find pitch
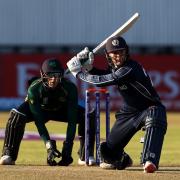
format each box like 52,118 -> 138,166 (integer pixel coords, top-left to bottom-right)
0,112 -> 180,179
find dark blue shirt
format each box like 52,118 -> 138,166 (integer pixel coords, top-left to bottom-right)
77,59 -> 162,110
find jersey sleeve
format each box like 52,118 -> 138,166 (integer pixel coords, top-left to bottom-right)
27,86 -> 50,143
77,66 -> 133,86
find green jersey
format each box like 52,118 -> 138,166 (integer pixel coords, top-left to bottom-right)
27,78 -> 78,143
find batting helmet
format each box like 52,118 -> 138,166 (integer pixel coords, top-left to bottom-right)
105,36 -> 128,53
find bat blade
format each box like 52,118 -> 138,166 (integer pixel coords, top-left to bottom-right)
93,12 -> 140,54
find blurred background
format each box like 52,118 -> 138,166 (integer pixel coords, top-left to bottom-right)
0,0 -> 179,112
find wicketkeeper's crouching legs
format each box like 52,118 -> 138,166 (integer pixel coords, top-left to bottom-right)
0,109 -> 26,165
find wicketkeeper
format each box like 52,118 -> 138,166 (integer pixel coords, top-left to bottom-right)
66,36 -> 167,173
0,58 -> 96,166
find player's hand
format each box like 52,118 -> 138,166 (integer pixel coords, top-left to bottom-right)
46,140 -> 61,166
77,47 -> 90,60
58,141 -> 73,166
66,56 -> 82,77
77,47 -> 94,71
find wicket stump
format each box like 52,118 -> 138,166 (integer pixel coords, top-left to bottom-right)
85,88 -> 110,165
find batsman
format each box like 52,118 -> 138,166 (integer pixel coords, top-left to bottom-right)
66,36 -> 167,173
0,58 -> 96,166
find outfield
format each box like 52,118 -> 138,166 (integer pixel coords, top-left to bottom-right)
0,112 -> 180,180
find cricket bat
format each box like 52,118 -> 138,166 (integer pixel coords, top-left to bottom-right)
65,12 -> 140,74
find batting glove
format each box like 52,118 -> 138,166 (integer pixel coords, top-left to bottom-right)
77,47 -> 94,72
66,56 -> 82,77
46,140 -> 61,166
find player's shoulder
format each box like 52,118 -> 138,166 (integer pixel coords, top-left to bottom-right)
116,59 -> 137,72
127,59 -> 139,66
28,76 -> 40,86
28,78 -> 42,92
127,59 -> 144,70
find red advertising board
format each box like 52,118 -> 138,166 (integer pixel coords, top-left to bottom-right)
0,53 -> 179,111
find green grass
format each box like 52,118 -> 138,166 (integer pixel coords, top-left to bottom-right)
0,112 -> 179,166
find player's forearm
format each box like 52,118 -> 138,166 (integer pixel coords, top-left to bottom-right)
77,72 -> 115,86
29,104 -> 50,143
66,108 -> 77,142
66,122 -> 76,142
35,120 -> 50,143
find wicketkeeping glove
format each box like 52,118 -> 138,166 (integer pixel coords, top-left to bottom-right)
58,141 -> 73,166
46,140 -> 61,166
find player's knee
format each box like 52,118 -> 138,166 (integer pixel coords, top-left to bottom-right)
8,108 -> 26,127
145,106 -> 167,133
